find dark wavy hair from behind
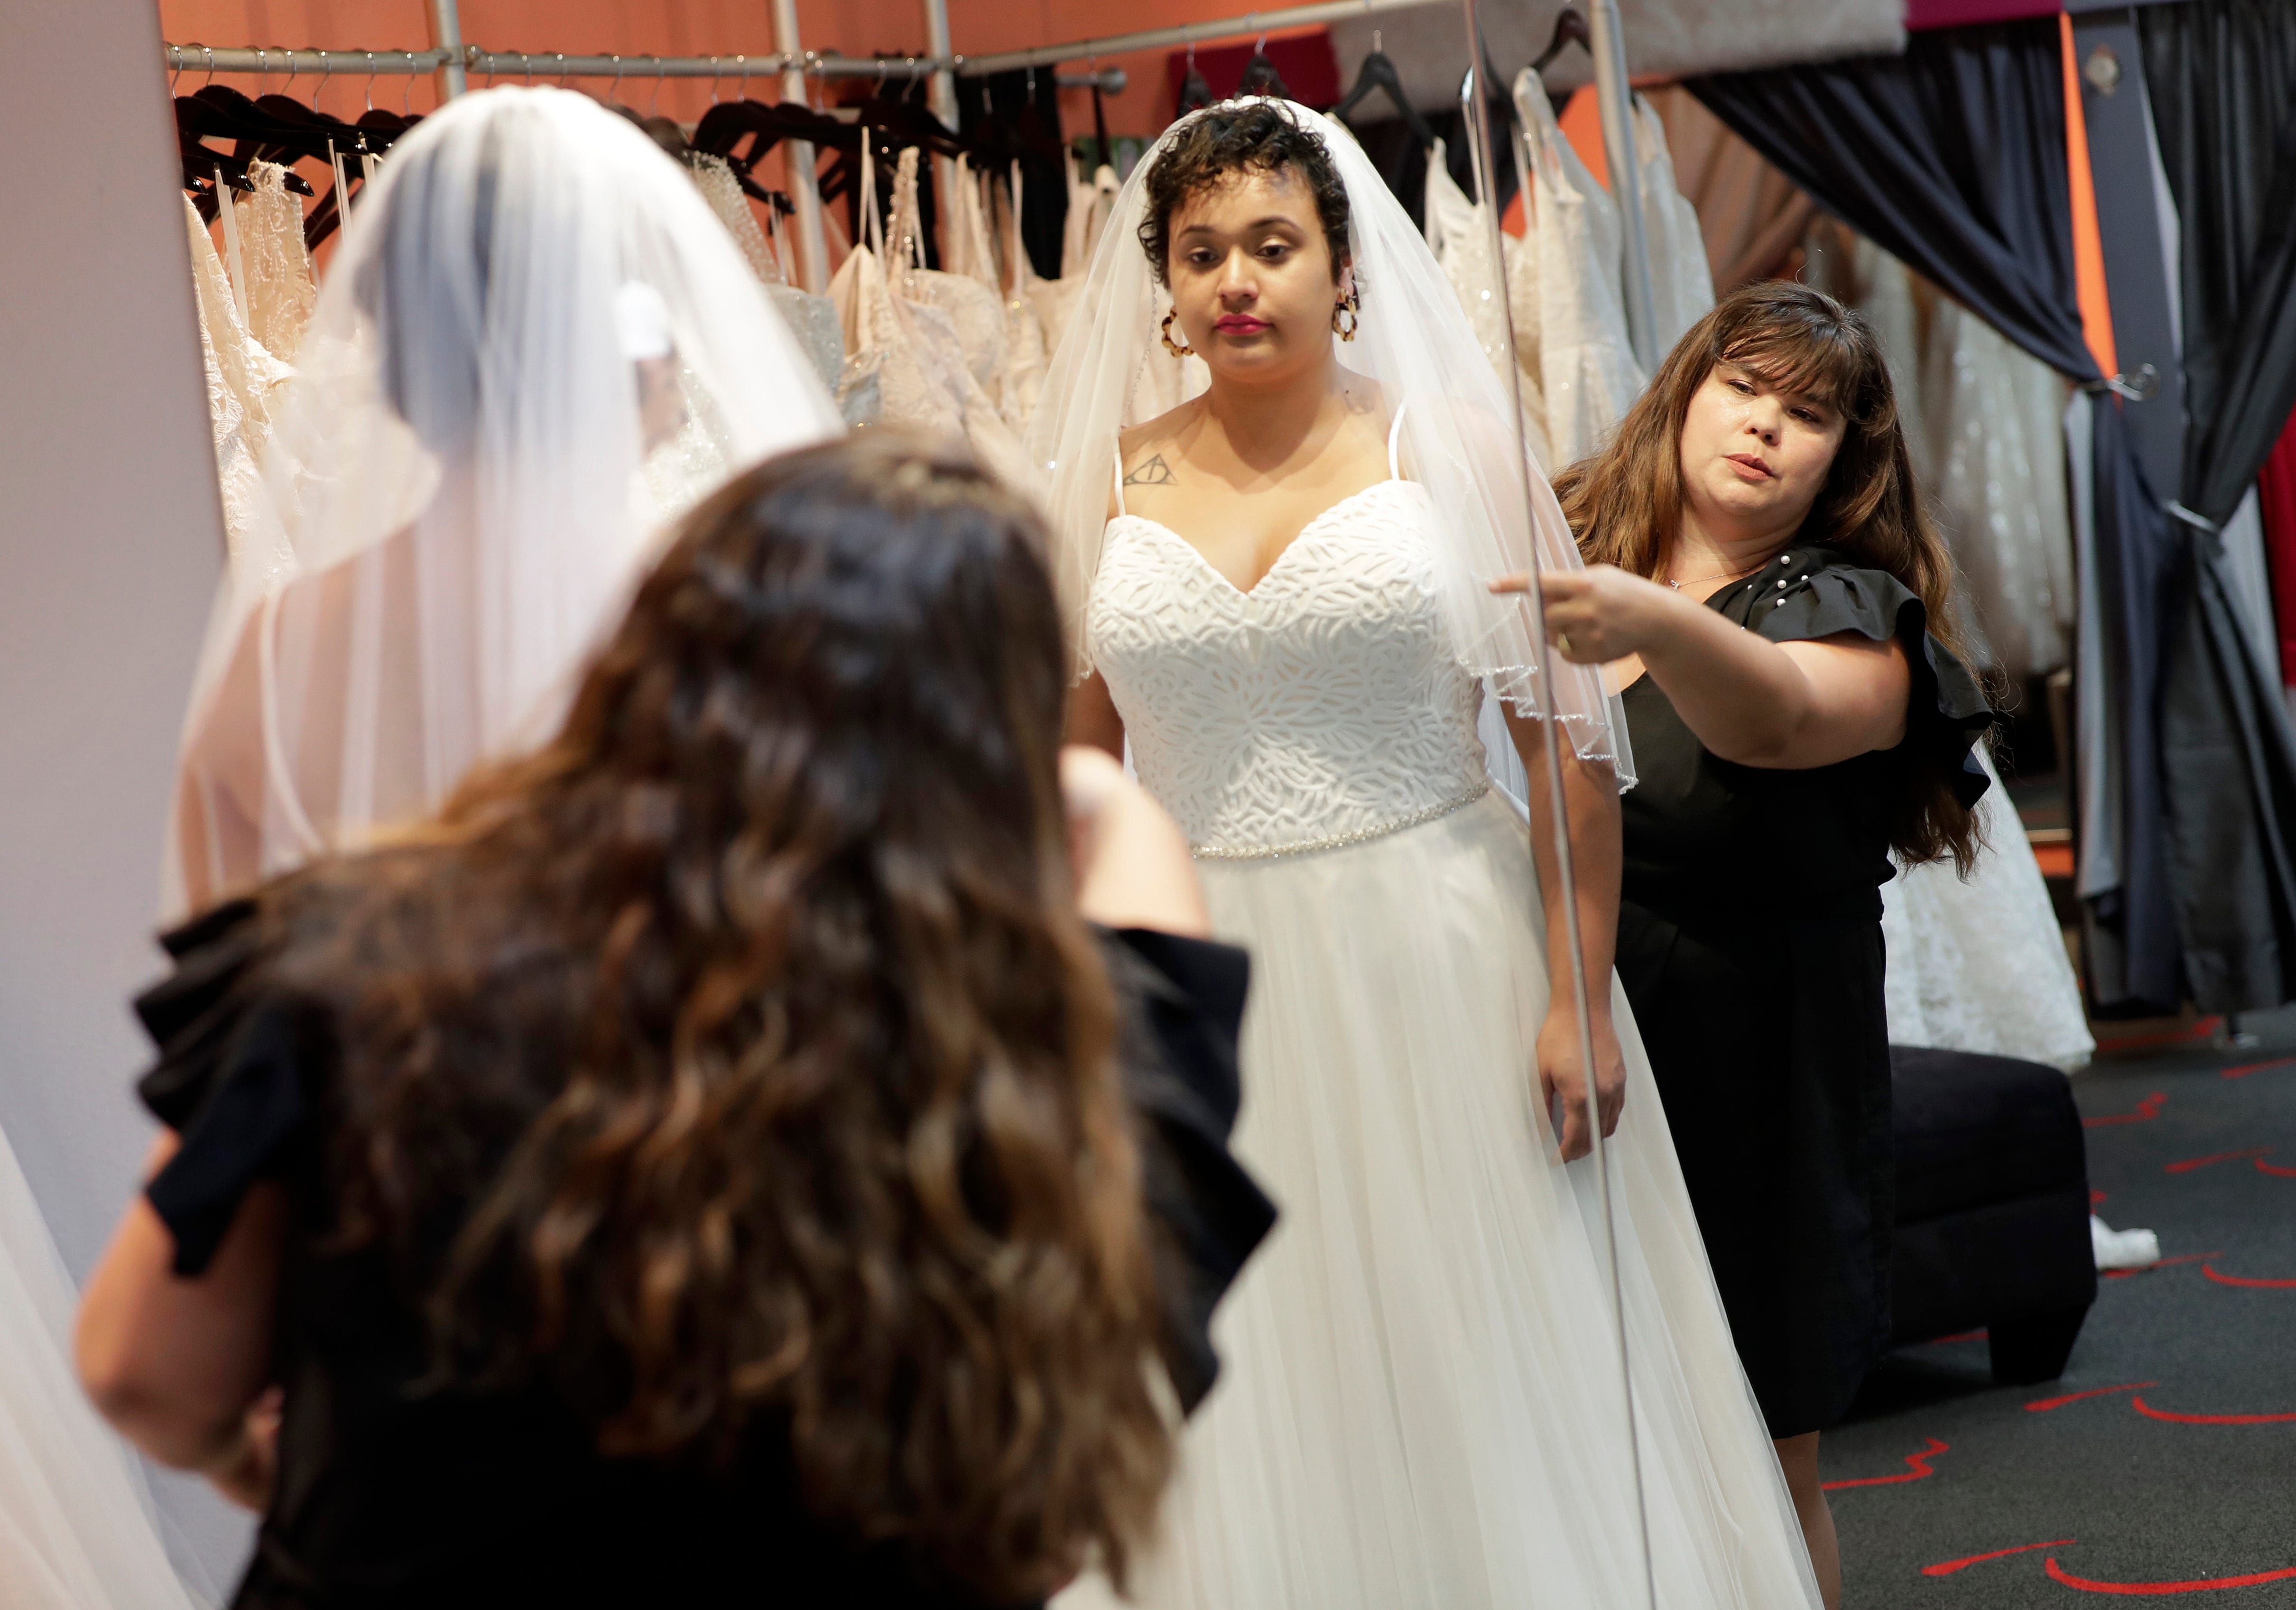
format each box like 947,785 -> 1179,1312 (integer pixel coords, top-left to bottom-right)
256,435 -> 1173,1600
1138,100 -> 1352,286
1553,279 -> 1985,873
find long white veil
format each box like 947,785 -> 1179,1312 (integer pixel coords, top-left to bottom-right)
166,86 -> 843,916
1026,97 -> 1632,789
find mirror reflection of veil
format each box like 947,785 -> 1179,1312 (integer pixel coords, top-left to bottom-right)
166,86 -> 842,916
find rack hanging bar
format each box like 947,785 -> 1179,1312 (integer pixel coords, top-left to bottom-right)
956,0 -> 1430,75
163,43 -> 1125,91
162,41 -> 1129,89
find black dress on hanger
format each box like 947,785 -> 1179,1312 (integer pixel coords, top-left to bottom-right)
1612,545 -> 1993,1438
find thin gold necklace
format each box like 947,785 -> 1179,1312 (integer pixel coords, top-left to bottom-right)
1666,562 -> 1763,591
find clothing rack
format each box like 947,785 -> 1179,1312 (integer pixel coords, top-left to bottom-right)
167,0 -> 1652,327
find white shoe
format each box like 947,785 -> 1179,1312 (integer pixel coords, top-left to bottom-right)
2091,1214 -> 2161,1271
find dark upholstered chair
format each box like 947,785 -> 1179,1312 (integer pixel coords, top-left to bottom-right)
1887,1046 -> 2098,1384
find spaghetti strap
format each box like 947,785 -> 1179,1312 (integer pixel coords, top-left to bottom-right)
1111,445 -> 1128,518
1386,399 -> 1409,481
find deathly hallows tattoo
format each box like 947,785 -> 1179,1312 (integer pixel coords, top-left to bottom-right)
1123,454 -> 1177,488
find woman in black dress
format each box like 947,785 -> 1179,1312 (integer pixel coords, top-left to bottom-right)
1501,280 -> 1990,1609
74,436 -> 1274,1610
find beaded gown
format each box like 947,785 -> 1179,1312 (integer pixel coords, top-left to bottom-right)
1056,416 -> 1822,1610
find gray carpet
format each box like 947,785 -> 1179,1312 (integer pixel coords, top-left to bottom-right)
1824,1007 -> 2296,1606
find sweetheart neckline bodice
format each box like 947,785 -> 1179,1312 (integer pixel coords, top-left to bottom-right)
1087,480 -> 1489,858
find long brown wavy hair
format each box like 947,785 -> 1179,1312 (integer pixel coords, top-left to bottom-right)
259,435 -> 1172,1599
1553,279 -> 1982,871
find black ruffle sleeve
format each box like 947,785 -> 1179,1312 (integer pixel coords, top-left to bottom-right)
1099,926 -> 1277,1416
1731,546 -> 1996,809
132,898 -> 331,1277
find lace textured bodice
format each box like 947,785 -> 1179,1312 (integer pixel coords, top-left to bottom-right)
1087,476 -> 1490,859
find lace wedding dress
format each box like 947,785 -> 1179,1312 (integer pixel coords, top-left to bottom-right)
1061,416 -> 1821,1610
184,195 -> 291,559
1513,74 -> 1646,470
1882,744 -> 2093,1070
1424,139 -> 1552,472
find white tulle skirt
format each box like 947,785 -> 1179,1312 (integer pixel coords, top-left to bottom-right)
0,1127 -> 195,1610
1062,791 -> 1820,1610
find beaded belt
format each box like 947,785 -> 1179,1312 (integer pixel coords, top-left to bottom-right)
1193,780 -> 1491,862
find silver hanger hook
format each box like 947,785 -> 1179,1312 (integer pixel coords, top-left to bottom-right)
609,55 -> 623,101
363,51 -> 378,111
556,53 -> 569,88
403,58 -> 415,114
522,52 -> 534,88
203,45 -> 217,88
169,46 -> 185,94
315,49 -> 332,107
734,54 -> 749,100
280,48 -> 296,93
648,56 -> 664,116
481,50 -> 496,90
254,47 -> 268,84
708,56 -> 723,103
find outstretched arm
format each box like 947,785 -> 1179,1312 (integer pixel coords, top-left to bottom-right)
1496,568 -> 1909,769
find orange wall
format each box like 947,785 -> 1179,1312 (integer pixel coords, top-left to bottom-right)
158,0 -> 1283,137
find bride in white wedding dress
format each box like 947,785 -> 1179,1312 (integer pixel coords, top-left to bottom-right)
1036,100 -> 1819,1610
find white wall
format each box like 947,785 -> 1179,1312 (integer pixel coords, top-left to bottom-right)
0,0 -> 252,1594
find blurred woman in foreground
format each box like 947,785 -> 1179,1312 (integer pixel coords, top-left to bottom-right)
80,436 -> 1272,1610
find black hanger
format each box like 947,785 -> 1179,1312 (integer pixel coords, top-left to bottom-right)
1239,34 -> 1289,98
1088,67 -> 1113,167
1178,39 -> 1215,114
1530,7 -> 1592,76
1333,30 -> 1436,148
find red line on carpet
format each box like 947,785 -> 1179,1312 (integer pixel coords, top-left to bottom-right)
2222,1055 -> 2296,1081
2094,1016 -> 2224,1054
1922,1538 -> 2075,1576
2087,1092 -> 2169,1127
2026,1381 -> 2156,1412
2131,1393 -> 2296,1425
1821,1436 -> 1948,1490
2045,1555 -> 2296,1593
2092,1187 -> 2109,1205
2202,1262 -> 2296,1289
2166,1147 -> 2272,1174
2256,1157 -> 2296,1178
2104,1252 -> 2225,1281
1930,1329 -> 1987,1343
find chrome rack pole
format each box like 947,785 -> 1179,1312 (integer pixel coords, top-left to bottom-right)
1458,2 -> 1657,1603
1587,0 -> 1656,370
922,0 -> 963,268
427,0 -> 467,99
773,0 -> 832,295
958,0 -> 1429,75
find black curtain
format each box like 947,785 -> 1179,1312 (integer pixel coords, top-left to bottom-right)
2141,0 -> 2296,527
2139,0 -> 2296,1011
956,68 -> 1067,282
1688,22 -> 2186,1010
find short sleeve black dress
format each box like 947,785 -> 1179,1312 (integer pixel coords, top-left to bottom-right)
133,904 -> 1275,1610
1614,545 -> 1992,1439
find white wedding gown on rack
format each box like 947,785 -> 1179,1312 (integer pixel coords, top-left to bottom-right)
0,1126 -> 196,1610
1059,412 -> 1822,1610
1882,744 -> 2094,1072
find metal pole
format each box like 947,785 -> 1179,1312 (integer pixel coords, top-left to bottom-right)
1587,0 -> 1656,371
427,0 -> 467,99
773,0 -> 831,296
1458,3 -> 1656,1602
922,0 -> 963,269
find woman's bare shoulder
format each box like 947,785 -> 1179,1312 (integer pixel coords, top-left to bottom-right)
1117,398 -> 1202,470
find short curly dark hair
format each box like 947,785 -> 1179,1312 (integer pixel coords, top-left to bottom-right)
1137,102 -> 1352,288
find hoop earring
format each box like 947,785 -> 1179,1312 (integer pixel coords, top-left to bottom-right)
1333,284 -> 1361,341
1161,310 -> 1194,358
